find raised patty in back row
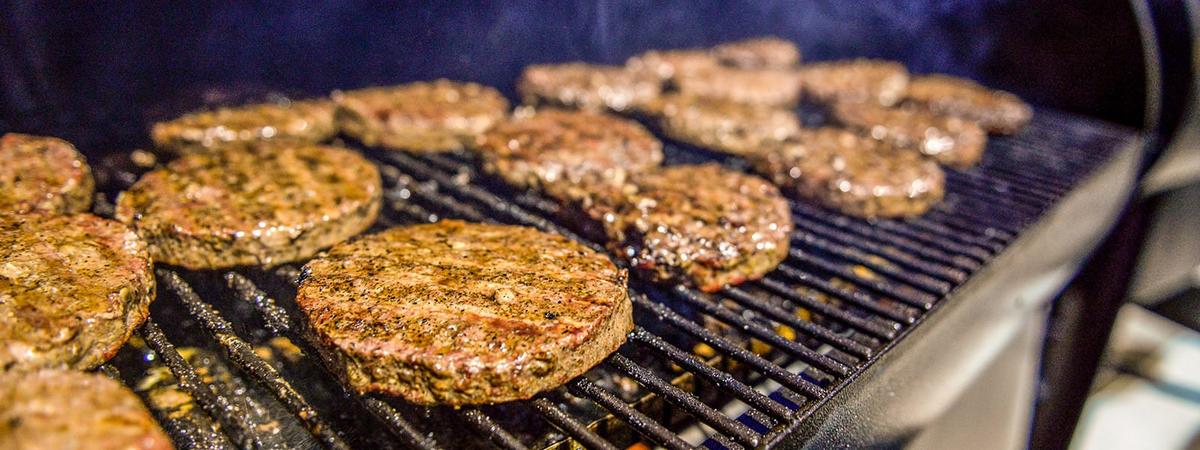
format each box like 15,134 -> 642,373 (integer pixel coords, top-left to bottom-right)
296,220 -> 632,405
116,144 -> 381,269
334,79 -> 509,152
151,99 -> 337,155
0,133 -> 94,216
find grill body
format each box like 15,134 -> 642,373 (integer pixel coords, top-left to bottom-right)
0,2 -> 1152,448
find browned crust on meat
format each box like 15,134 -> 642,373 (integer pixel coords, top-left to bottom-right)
0,369 -> 172,450
830,101 -> 987,168
626,49 -> 721,81
115,144 -> 381,269
546,164 -> 792,291
517,63 -> 662,112
0,133 -> 94,215
151,99 -> 337,155
296,220 -> 632,405
712,37 -> 801,69
749,128 -> 945,218
333,79 -> 509,152
0,214 -> 154,373
674,66 -> 803,107
799,59 -> 910,106
473,108 -> 663,190
906,74 -> 1032,134
638,94 -> 801,156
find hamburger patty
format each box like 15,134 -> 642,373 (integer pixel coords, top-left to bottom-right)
626,49 -> 720,81
674,66 -> 803,107
0,133 -> 94,215
712,37 -> 801,69
296,220 -> 632,405
333,79 -> 509,152
116,144 -> 381,269
517,63 -> 662,112
546,164 -> 792,291
830,101 -> 987,168
0,214 -> 153,373
749,128 -> 945,218
0,369 -> 172,450
906,74 -> 1032,134
638,94 -> 801,156
799,59 -> 910,106
473,108 -> 663,190
151,99 -> 337,154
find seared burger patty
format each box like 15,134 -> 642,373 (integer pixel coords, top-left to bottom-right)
712,37 -> 801,69
517,63 -> 662,112
473,108 -> 663,190
296,220 -> 632,405
749,128 -> 945,218
626,49 -> 720,81
151,99 -> 337,154
799,59 -> 910,106
116,144 -> 381,269
547,164 -> 792,291
831,101 -> 987,168
334,79 -> 509,152
0,369 -> 172,450
674,66 -> 803,107
638,94 -> 801,156
906,74 -> 1032,134
0,133 -> 94,215
0,214 -> 153,373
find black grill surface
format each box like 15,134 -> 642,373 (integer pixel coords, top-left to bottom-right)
92,107 -> 1135,450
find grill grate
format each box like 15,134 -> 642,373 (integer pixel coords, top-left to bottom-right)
89,107 -> 1135,449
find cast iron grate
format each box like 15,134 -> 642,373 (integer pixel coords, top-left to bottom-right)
91,107 -> 1134,449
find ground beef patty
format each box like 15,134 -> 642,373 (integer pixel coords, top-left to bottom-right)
831,101 -> 987,168
675,66 -> 803,107
296,220 -> 632,405
749,128 -> 945,218
547,164 -> 792,292
799,59 -> 910,106
473,108 -> 663,190
712,37 -> 801,69
0,369 -> 172,450
334,79 -> 509,152
151,99 -> 337,154
517,63 -> 662,112
906,74 -> 1032,134
0,214 -> 153,373
0,133 -> 94,215
638,94 -> 801,156
116,144 -> 381,269
626,49 -> 721,81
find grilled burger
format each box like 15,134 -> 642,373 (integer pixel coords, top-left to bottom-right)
638,94 -> 801,156
0,213 -> 153,373
517,63 -> 662,112
0,133 -> 94,216
626,49 -> 721,81
473,108 -> 664,191
799,59 -> 910,106
712,36 -> 801,69
547,164 -> 792,291
116,143 -> 381,269
333,79 -> 509,152
0,369 -> 172,449
674,66 -> 803,107
830,101 -> 987,168
295,220 -> 633,405
151,99 -> 337,154
749,128 -> 945,218
906,74 -> 1032,134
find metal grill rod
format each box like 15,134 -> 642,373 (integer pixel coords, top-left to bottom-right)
155,269 -> 352,450
567,378 -> 691,450
530,398 -> 620,450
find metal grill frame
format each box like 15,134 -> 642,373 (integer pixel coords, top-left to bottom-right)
89,107 -> 1140,449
